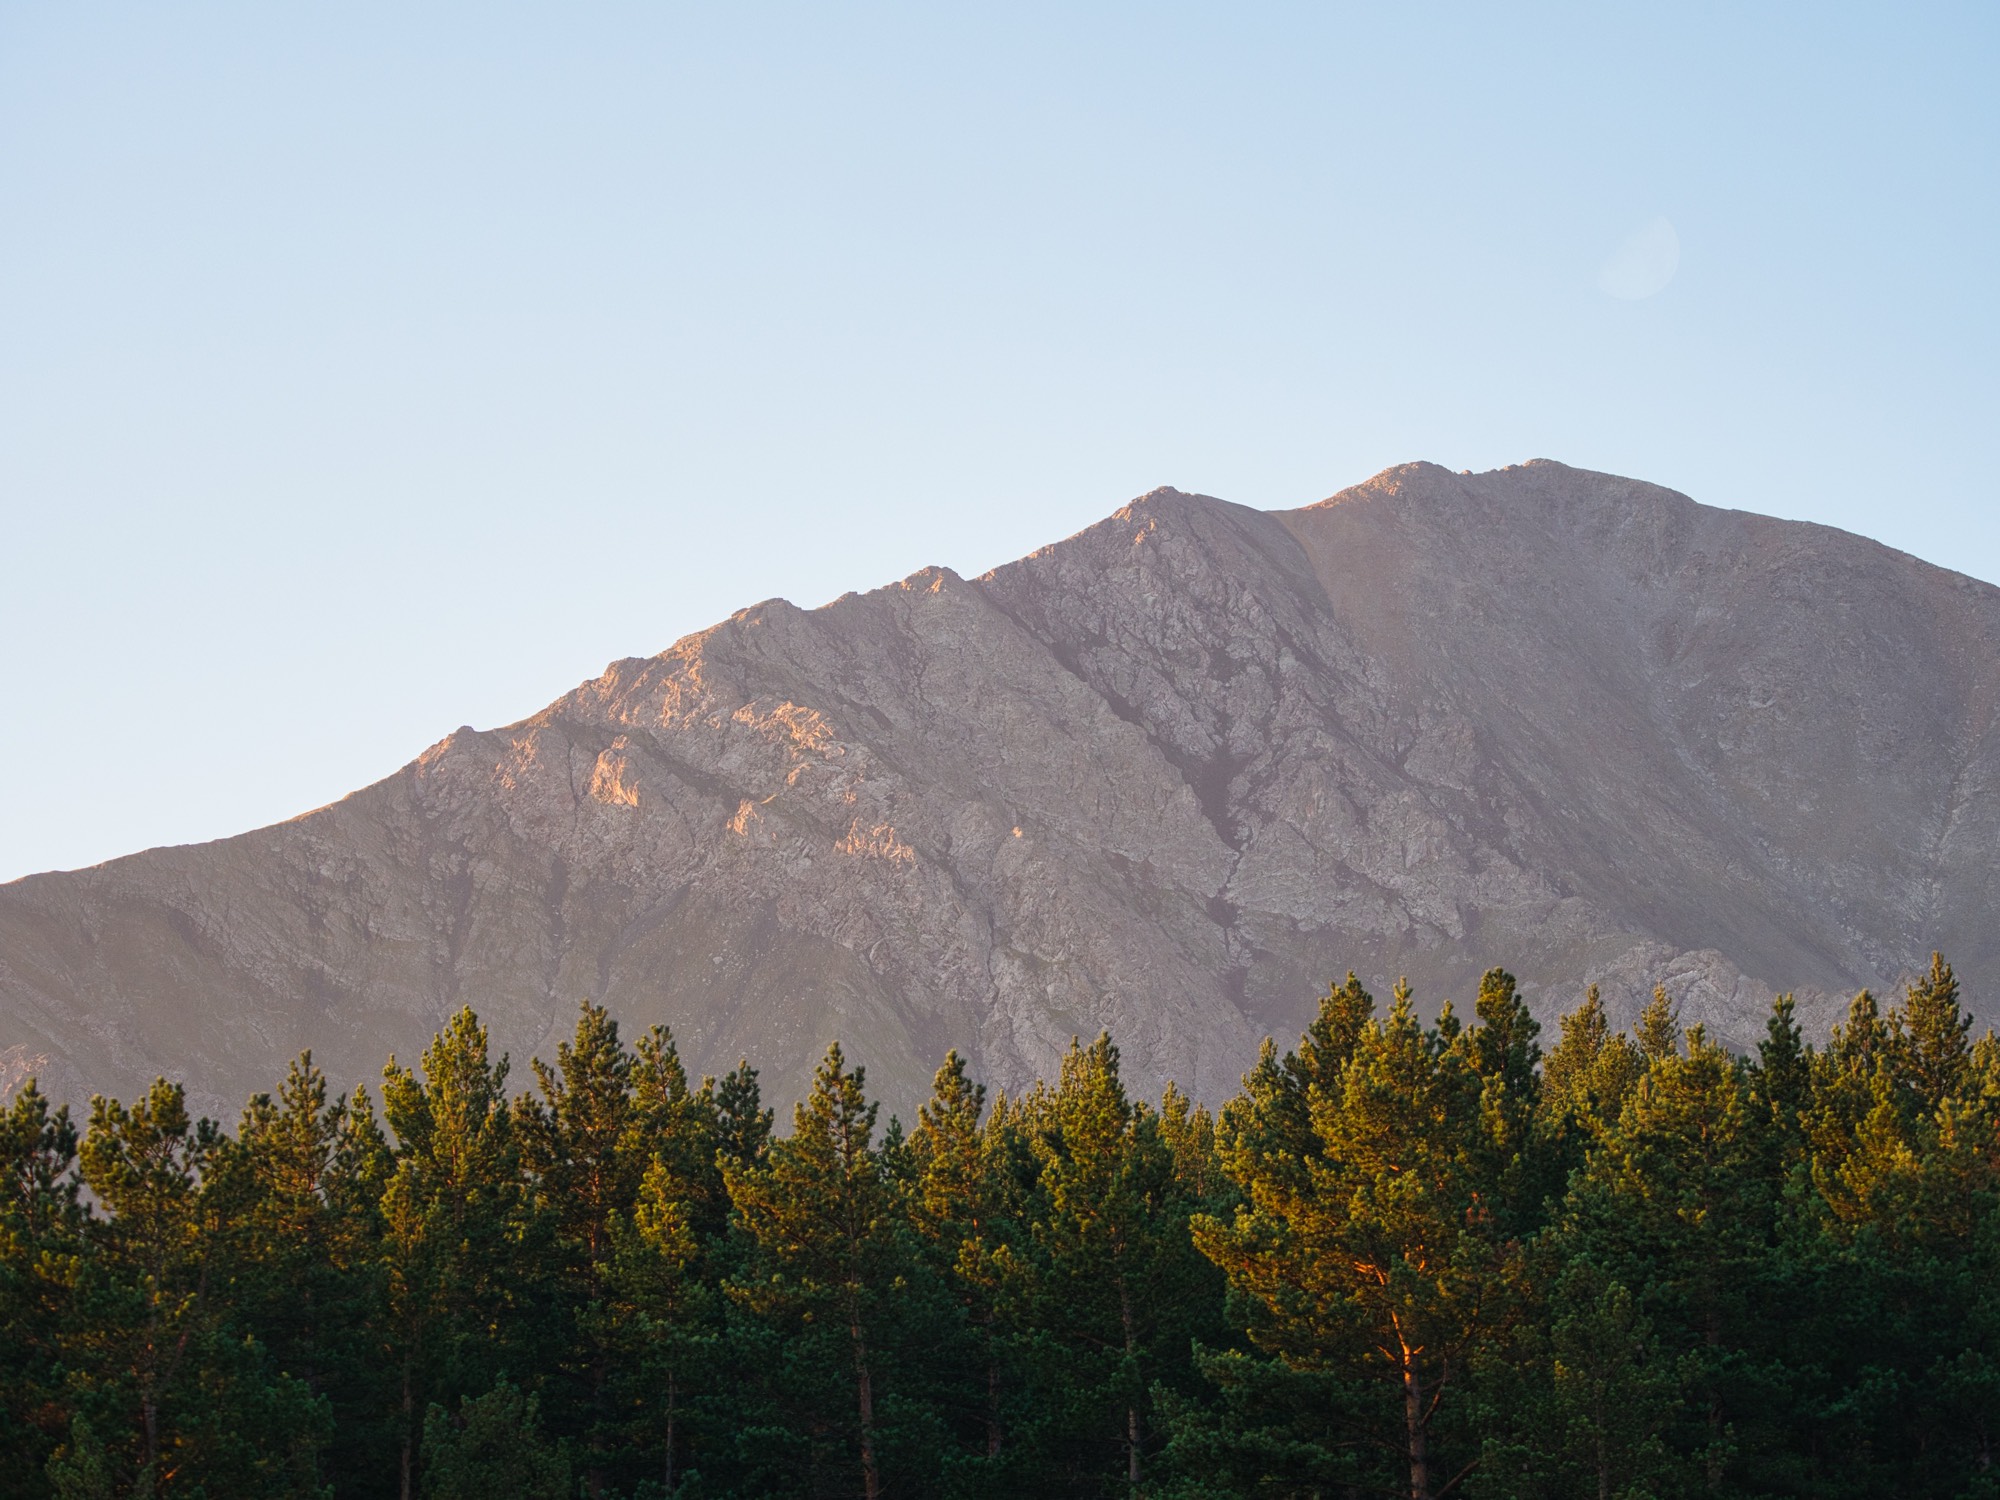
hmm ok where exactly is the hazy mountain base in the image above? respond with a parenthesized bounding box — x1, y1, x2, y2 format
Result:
(5, 459, 1993, 1119)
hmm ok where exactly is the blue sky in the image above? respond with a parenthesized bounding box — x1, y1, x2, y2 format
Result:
(2, 3, 1995, 881)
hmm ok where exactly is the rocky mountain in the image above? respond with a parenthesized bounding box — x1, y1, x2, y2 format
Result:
(5, 460, 1998, 1119)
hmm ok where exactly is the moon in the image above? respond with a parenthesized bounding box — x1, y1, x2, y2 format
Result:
(1596, 216, 1680, 299)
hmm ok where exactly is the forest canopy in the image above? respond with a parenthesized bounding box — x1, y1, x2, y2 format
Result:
(3, 958, 1996, 1499)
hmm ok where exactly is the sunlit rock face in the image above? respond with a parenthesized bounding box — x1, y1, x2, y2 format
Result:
(5, 460, 1998, 1118)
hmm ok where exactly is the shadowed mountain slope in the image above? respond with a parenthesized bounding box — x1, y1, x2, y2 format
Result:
(5, 460, 1997, 1117)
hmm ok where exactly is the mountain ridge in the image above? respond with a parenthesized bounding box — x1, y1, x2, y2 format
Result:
(5, 460, 1995, 1118)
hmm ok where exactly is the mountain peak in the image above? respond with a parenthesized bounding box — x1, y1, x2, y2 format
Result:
(5, 462, 1995, 1118)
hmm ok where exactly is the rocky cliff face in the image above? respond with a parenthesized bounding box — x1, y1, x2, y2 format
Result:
(5, 460, 1998, 1118)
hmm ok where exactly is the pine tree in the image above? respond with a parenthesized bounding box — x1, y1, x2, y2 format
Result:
(724, 1043, 904, 1500)
(1194, 983, 1531, 1500)
(712, 1060, 774, 1173)
(379, 1010, 528, 1500)
(19, 952, 2000, 1497)
(1157, 1082, 1227, 1210)
(1752, 993, 1811, 1137)
(73, 1080, 223, 1493)
(1793, 955, 2000, 1490)
(62, 1079, 335, 1497)
(628, 1024, 729, 1235)
(1474, 1261, 1689, 1500)
(223, 1054, 392, 1492)
(420, 1379, 570, 1500)
(1, 1081, 85, 1495)
(1634, 985, 1680, 1063)
(1466, 970, 1549, 1235)
(1018, 1035, 1215, 1495)
(1540, 985, 1643, 1142)
(1830, 989, 1890, 1076)
(907, 1051, 1014, 1475)
(514, 1001, 645, 1495)
(1558, 1025, 1782, 1490)
(605, 1022, 726, 1496)
(1891, 953, 1973, 1110)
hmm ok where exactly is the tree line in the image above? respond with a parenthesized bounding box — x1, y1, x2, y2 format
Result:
(2, 957, 1996, 1498)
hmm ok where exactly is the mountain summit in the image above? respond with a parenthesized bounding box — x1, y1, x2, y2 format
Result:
(5, 461, 1996, 1116)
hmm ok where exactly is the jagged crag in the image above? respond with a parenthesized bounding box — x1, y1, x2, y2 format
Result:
(5, 460, 1998, 1114)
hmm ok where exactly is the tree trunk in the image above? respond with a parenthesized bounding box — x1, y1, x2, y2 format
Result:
(587, 1354, 606, 1498)
(586, 1256, 608, 1500)
(1118, 1274, 1142, 1492)
(141, 1391, 159, 1498)
(1403, 1357, 1431, 1500)
(664, 1370, 678, 1496)
(850, 1306, 880, 1500)
(986, 1358, 1003, 1459)
(141, 1269, 161, 1497)
(400, 1358, 415, 1500)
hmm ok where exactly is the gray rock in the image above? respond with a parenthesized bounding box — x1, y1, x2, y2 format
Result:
(4, 461, 1995, 1119)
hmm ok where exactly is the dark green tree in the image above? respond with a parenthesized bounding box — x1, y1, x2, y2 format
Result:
(1017, 1035, 1223, 1496)
(906, 1050, 1016, 1482)
(73, 1080, 222, 1493)
(380, 1010, 530, 1500)
(420, 1379, 569, 1500)
(221, 1054, 392, 1493)
(1193, 979, 1533, 1500)
(724, 1043, 909, 1500)
(67, 1078, 330, 1497)
(514, 1000, 644, 1494)
(1, 1082, 84, 1494)
(604, 1023, 727, 1496)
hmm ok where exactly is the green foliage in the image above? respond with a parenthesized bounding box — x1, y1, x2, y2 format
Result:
(3, 960, 1996, 1499)
(723, 1043, 918, 1499)
(1191, 973, 1537, 1500)
(379, 1009, 534, 1497)
(2, 1082, 84, 1491)
(44, 1416, 111, 1500)
(420, 1379, 569, 1500)
(1011, 1034, 1223, 1493)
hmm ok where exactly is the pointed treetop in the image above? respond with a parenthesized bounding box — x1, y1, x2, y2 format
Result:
(1636, 986, 1680, 1062)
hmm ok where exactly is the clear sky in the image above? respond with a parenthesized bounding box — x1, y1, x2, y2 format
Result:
(2, 4, 1995, 883)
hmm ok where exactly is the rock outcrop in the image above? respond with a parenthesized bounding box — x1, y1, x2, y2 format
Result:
(5, 461, 1997, 1118)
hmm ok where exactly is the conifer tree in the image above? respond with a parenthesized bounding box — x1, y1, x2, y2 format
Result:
(1891, 953, 1973, 1109)
(1466, 970, 1549, 1233)
(73, 1080, 222, 1493)
(1157, 1082, 1226, 1209)
(1019, 1035, 1212, 1494)
(713, 1060, 774, 1172)
(725, 1043, 903, 1500)
(606, 1153, 710, 1495)
(11, 950, 2000, 1498)
(1, 1081, 85, 1493)
(1539, 985, 1643, 1142)
(1558, 1024, 1780, 1489)
(420, 1379, 569, 1500)
(1633, 985, 1680, 1062)
(605, 1023, 725, 1495)
(1752, 992, 1811, 1137)
(64, 1078, 332, 1497)
(628, 1024, 729, 1233)
(1194, 982, 1531, 1500)
(514, 1001, 644, 1495)
(223, 1054, 391, 1491)
(1474, 1262, 1689, 1500)
(379, 1010, 527, 1500)
(1829, 989, 1890, 1077)
(907, 1051, 1015, 1474)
